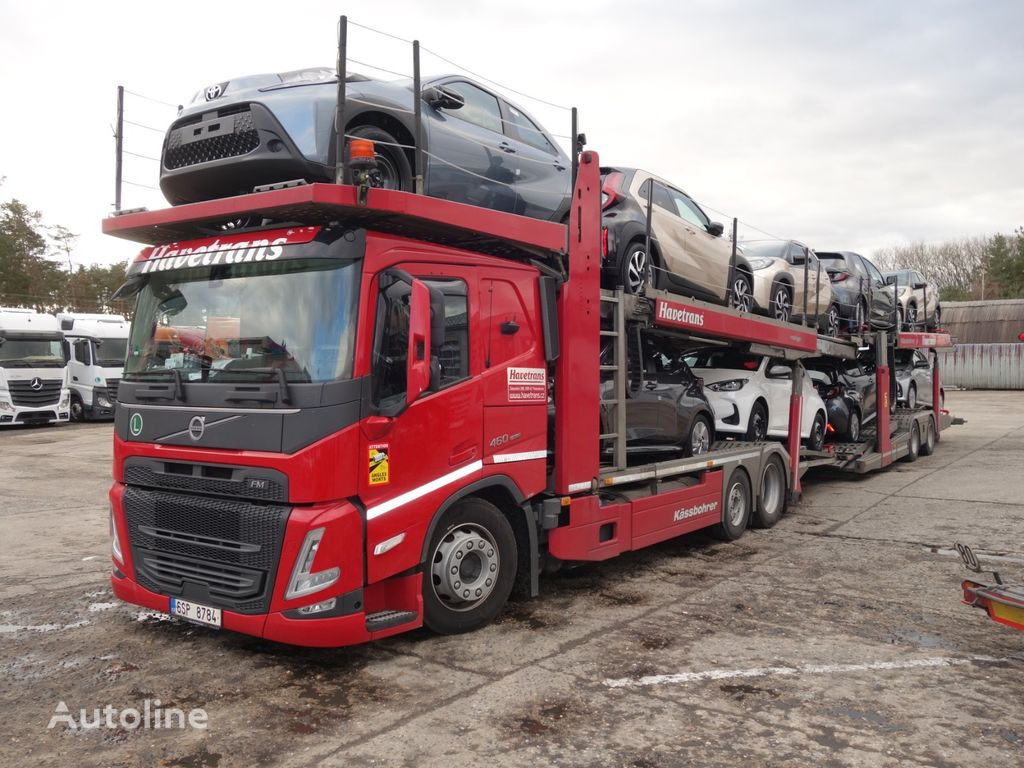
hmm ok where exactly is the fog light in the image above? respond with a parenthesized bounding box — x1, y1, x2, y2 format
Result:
(285, 528, 339, 599)
(297, 598, 337, 616)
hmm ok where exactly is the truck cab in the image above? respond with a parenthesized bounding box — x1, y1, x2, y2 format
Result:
(58, 313, 130, 421)
(0, 307, 71, 426)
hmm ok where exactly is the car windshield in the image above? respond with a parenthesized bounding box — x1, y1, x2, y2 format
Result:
(741, 241, 789, 260)
(886, 270, 915, 284)
(124, 257, 360, 384)
(95, 338, 128, 367)
(684, 349, 761, 371)
(0, 335, 66, 368)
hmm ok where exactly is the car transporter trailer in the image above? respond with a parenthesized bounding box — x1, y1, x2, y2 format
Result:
(101, 150, 958, 647)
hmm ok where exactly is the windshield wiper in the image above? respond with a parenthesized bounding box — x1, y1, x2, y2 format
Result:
(217, 367, 294, 405)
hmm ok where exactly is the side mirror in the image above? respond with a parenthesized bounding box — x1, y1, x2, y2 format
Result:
(768, 364, 791, 378)
(913, 281, 928, 290)
(706, 221, 725, 237)
(884, 275, 895, 285)
(406, 279, 432, 407)
(424, 85, 464, 110)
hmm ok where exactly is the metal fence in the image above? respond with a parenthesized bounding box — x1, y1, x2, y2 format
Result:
(937, 344, 1024, 389)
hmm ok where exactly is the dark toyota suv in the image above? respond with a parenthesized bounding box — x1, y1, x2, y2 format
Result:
(159, 69, 572, 221)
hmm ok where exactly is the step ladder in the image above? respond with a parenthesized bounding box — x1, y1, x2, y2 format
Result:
(599, 289, 629, 471)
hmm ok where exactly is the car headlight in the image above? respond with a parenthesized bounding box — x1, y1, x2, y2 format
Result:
(747, 258, 775, 270)
(706, 379, 747, 392)
(277, 67, 336, 86)
(285, 528, 340, 600)
(96, 394, 112, 408)
(110, 504, 124, 565)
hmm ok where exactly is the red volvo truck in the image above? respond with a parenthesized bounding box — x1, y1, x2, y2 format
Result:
(103, 151, 954, 646)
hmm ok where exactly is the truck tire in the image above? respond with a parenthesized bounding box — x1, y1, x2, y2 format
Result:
(713, 468, 752, 541)
(903, 421, 921, 462)
(752, 455, 787, 529)
(70, 393, 85, 422)
(423, 497, 517, 635)
(920, 416, 936, 456)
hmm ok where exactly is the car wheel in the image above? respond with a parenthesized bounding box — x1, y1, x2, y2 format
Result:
(771, 282, 792, 323)
(847, 408, 861, 442)
(745, 401, 768, 442)
(69, 394, 85, 422)
(907, 383, 917, 409)
(805, 411, 826, 451)
(685, 414, 712, 457)
(904, 421, 920, 462)
(728, 271, 753, 313)
(821, 302, 841, 338)
(932, 305, 942, 330)
(423, 497, 517, 635)
(713, 469, 752, 541)
(347, 125, 413, 191)
(906, 303, 918, 330)
(897, 306, 905, 332)
(620, 242, 649, 294)
(920, 416, 936, 456)
(752, 455, 787, 529)
(855, 298, 868, 332)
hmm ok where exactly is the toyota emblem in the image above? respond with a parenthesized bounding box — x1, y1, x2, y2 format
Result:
(188, 416, 206, 441)
(205, 84, 223, 101)
(29, 377, 43, 391)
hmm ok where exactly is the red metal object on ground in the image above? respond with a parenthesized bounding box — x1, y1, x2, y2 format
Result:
(962, 580, 1024, 632)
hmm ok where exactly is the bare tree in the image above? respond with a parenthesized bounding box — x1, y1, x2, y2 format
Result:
(873, 235, 990, 299)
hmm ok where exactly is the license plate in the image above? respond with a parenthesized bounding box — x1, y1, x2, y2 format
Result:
(169, 598, 221, 628)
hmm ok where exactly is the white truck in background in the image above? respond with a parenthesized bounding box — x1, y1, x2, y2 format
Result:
(0, 307, 71, 427)
(57, 313, 130, 421)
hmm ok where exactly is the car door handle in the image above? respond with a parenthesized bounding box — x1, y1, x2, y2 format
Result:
(553, 163, 566, 171)
(498, 143, 516, 154)
(685, 228, 697, 235)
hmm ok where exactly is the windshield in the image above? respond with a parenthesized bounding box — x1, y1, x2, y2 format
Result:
(125, 258, 360, 384)
(742, 241, 788, 260)
(95, 338, 128, 368)
(684, 348, 762, 371)
(0, 336, 66, 368)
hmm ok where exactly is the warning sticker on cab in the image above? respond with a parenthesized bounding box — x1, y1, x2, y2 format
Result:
(368, 443, 390, 486)
(507, 367, 546, 402)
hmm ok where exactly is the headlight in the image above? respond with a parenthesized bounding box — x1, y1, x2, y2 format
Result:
(277, 67, 336, 86)
(59, 392, 70, 408)
(110, 504, 124, 565)
(96, 394, 112, 408)
(0, 400, 12, 413)
(707, 379, 747, 392)
(748, 258, 775, 270)
(285, 528, 340, 600)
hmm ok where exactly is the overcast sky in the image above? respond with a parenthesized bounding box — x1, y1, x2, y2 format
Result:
(1, 0, 1022, 270)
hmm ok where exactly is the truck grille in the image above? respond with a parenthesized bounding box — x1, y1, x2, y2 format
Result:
(8, 379, 61, 407)
(123, 458, 287, 502)
(106, 379, 121, 403)
(164, 109, 259, 169)
(122, 486, 289, 614)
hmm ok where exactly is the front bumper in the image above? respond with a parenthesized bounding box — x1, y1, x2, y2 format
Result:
(705, 390, 749, 435)
(0, 399, 69, 426)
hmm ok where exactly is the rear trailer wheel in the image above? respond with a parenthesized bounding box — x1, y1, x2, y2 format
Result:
(745, 401, 769, 442)
(686, 414, 712, 457)
(921, 416, 936, 456)
(714, 469, 752, 541)
(423, 498, 517, 635)
(347, 125, 412, 191)
(904, 421, 921, 462)
(753, 455, 787, 529)
(805, 412, 826, 451)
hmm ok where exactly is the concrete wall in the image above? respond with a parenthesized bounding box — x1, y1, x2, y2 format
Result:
(938, 343, 1024, 389)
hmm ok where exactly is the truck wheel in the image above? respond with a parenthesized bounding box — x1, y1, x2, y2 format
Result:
(69, 394, 85, 422)
(752, 455, 787, 529)
(423, 497, 517, 635)
(745, 401, 768, 442)
(904, 421, 921, 462)
(714, 469, 752, 541)
(920, 416, 936, 456)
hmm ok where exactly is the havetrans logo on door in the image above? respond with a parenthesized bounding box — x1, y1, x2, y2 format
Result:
(129, 412, 143, 437)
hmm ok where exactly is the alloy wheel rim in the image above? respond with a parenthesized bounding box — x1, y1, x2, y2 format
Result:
(909, 387, 916, 409)
(753, 411, 767, 440)
(828, 307, 840, 337)
(907, 306, 917, 329)
(430, 523, 500, 612)
(732, 278, 752, 312)
(691, 421, 710, 454)
(850, 413, 860, 441)
(627, 250, 647, 293)
(773, 289, 791, 322)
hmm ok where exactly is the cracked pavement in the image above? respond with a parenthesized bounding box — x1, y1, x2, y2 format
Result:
(2, 391, 1023, 767)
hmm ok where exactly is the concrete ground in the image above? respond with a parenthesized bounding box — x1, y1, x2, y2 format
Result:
(2, 391, 1023, 768)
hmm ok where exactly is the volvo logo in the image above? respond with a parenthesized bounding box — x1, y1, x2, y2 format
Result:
(29, 377, 43, 391)
(205, 84, 223, 101)
(188, 416, 206, 441)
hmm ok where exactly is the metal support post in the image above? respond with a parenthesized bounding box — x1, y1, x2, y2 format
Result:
(114, 85, 124, 210)
(413, 40, 424, 194)
(334, 15, 348, 185)
(787, 360, 804, 502)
